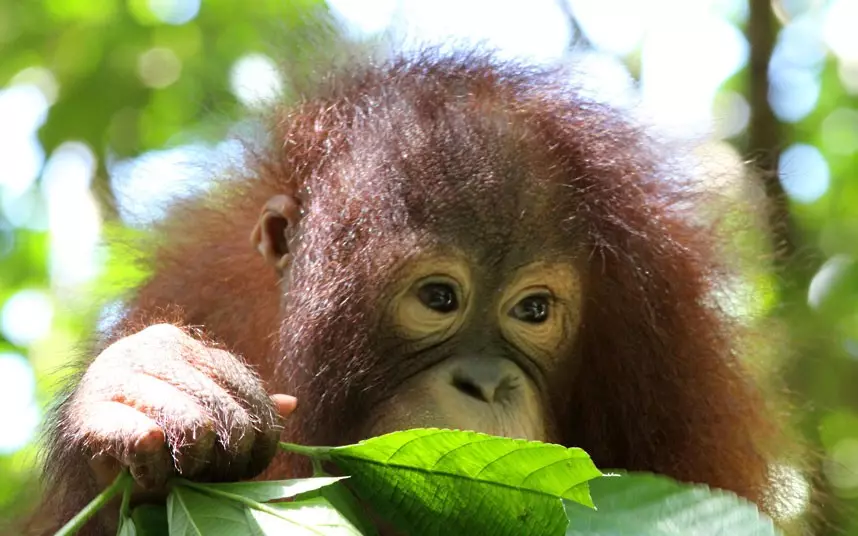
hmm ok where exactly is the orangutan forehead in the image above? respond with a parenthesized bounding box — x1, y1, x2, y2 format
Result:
(320, 161, 564, 259)
(325, 125, 564, 238)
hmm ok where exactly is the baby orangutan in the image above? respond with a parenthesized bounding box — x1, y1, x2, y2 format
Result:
(31, 52, 785, 534)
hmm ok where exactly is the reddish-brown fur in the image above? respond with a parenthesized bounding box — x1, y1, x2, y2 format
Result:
(32, 52, 786, 534)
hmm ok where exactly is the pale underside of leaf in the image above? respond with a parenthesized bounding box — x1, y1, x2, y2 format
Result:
(168, 487, 250, 536)
(563, 473, 782, 536)
(168, 485, 363, 536)
(296, 480, 380, 536)
(246, 498, 364, 536)
(198, 477, 347, 503)
(117, 516, 137, 536)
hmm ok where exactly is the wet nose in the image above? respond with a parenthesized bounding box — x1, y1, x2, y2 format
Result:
(450, 357, 519, 403)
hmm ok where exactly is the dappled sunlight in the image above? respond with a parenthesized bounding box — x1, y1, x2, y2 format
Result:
(768, 463, 812, 523)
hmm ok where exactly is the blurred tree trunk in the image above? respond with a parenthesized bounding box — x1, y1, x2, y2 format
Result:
(746, 0, 796, 269)
(746, 4, 846, 534)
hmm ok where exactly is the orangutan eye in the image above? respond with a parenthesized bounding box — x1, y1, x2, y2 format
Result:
(511, 295, 550, 324)
(418, 282, 459, 313)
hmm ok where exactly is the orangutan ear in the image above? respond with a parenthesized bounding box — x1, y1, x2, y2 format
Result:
(251, 194, 302, 271)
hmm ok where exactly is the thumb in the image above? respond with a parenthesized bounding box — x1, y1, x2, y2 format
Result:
(270, 394, 298, 419)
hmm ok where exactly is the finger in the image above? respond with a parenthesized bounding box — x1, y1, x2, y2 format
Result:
(124, 352, 258, 454)
(83, 372, 218, 478)
(102, 328, 265, 447)
(184, 347, 279, 429)
(123, 360, 259, 483)
(244, 398, 288, 478)
(77, 401, 170, 489)
(76, 400, 165, 456)
(245, 418, 282, 479)
(271, 394, 297, 418)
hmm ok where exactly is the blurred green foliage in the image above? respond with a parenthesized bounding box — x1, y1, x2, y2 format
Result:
(0, 0, 331, 527)
(1, 0, 857, 534)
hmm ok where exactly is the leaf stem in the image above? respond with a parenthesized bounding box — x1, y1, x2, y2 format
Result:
(311, 458, 325, 476)
(119, 475, 133, 519)
(278, 441, 332, 459)
(55, 470, 132, 536)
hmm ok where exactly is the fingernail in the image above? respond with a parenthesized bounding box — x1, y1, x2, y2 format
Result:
(134, 428, 166, 454)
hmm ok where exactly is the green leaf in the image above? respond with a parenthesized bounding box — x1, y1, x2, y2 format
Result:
(324, 428, 602, 536)
(131, 505, 168, 536)
(168, 481, 363, 535)
(168, 487, 252, 536)
(563, 473, 782, 536)
(198, 477, 347, 503)
(297, 480, 380, 536)
(117, 517, 137, 536)
(245, 497, 364, 536)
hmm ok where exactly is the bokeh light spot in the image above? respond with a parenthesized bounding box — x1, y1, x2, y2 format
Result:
(110, 141, 242, 226)
(327, 0, 397, 36)
(1, 289, 53, 347)
(712, 90, 751, 138)
(0, 85, 48, 197)
(808, 254, 853, 310)
(0, 352, 39, 454)
(838, 61, 858, 94)
(823, 0, 858, 63)
(137, 47, 183, 89)
(567, 0, 646, 56)
(825, 438, 858, 495)
(639, 7, 748, 137)
(769, 67, 821, 123)
(778, 143, 830, 203)
(41, 142, 103, 287)
(148, 0, 201, 25)
(768, 14, 825, 123)
(394, 0, 570, 63)
(11, 66, 60, 104)
(229, 54, 284, 108)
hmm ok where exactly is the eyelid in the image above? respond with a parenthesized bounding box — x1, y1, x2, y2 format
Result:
(417, 274, 461, 288)
(504, 286, 554, 312)
(415, 275, 464, 302)
(390, 268, 471, 343)
(522, 290, 554, 302)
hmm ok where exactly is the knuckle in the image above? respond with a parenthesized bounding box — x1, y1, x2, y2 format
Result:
(137, 323, 189, 342)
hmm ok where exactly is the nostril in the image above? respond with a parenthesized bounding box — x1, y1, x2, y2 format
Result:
(452, 376, 489, 403)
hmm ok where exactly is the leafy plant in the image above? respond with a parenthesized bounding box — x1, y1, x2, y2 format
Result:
(564, 473, 780, 536)
(54, 429, 781, 536)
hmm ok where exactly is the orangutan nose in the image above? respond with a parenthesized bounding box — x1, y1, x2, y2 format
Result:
(451, 357, 519, 404)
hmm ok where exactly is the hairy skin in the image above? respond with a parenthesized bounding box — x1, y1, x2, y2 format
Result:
(28, 52, 790, 535)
